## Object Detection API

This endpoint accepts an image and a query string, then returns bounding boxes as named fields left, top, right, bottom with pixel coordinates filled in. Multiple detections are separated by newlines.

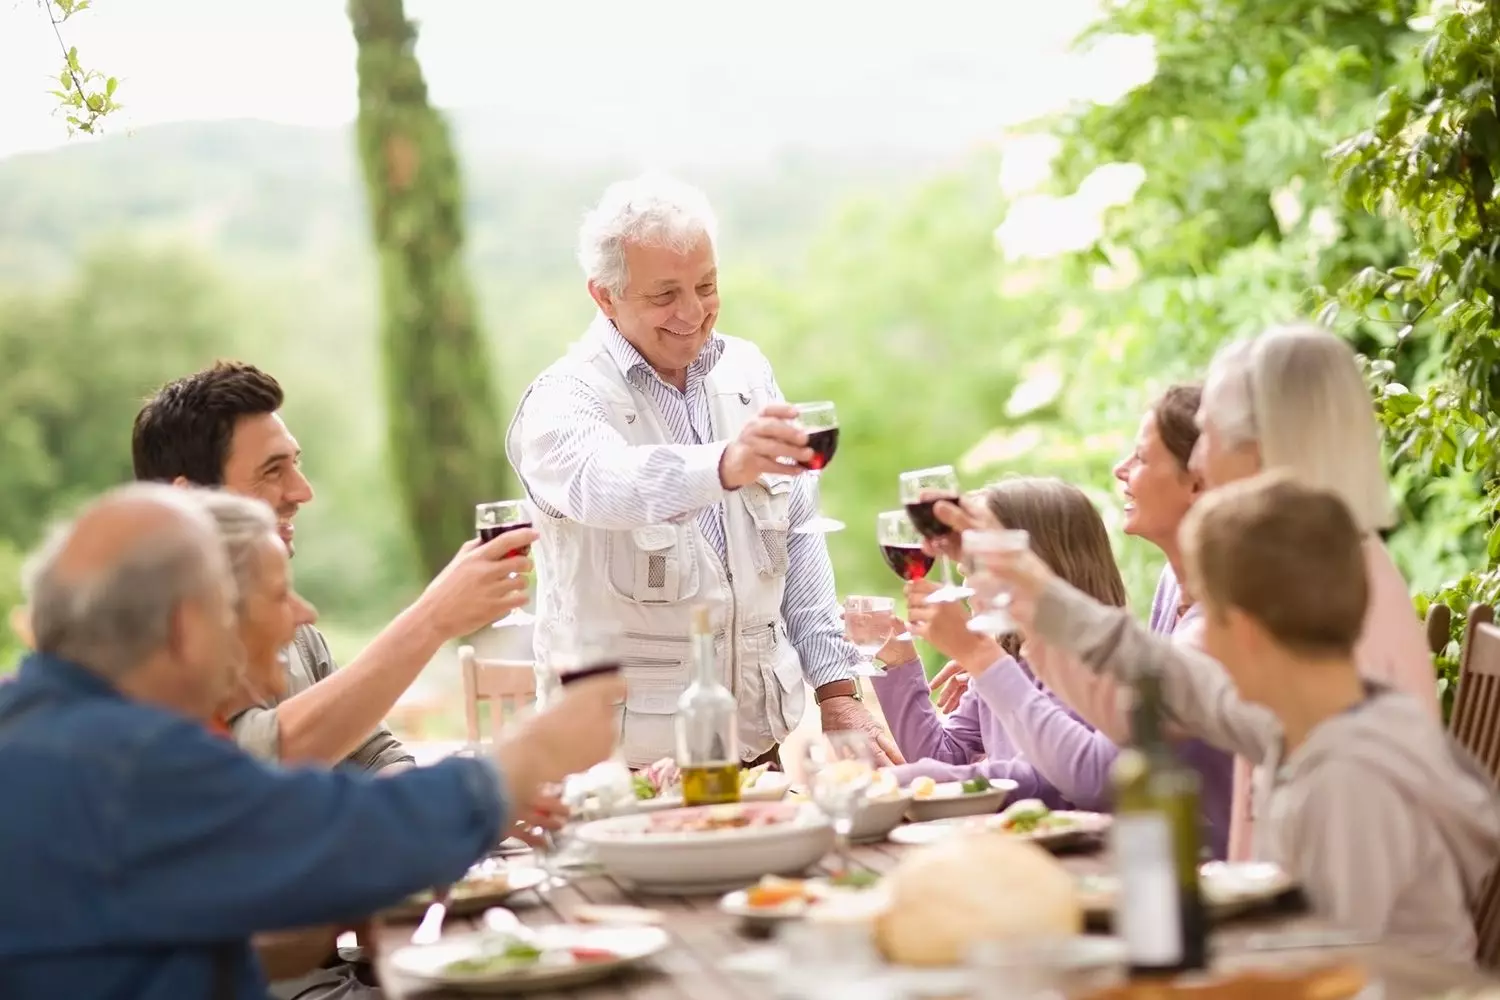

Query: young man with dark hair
left=968, top=472, right=1500, bottom=963
left=132, top=362, right=536, bottom=772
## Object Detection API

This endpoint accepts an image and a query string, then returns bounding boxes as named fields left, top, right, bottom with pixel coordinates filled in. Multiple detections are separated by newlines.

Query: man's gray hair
left=23, top=482, right=229, bottom=679
left=577, top=173, right=719, bottom=298
left=180, top=489, right=279, bottom=612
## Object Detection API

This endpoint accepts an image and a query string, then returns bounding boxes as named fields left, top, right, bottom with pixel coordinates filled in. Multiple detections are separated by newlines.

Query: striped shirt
left=515, top=321, right=856, bottom=690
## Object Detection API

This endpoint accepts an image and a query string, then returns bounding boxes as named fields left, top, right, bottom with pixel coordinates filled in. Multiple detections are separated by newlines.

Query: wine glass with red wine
left=790, top=401, right=845, bottom=534
left=878, top=509, right=930, bottom=642
left=475, top=499, right=536, bottom=629
left=897, top=466, right=973, bottom=604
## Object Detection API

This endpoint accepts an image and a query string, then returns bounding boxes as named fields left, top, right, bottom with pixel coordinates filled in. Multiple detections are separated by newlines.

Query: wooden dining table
left=369, top=833, right=1500, bottom=1000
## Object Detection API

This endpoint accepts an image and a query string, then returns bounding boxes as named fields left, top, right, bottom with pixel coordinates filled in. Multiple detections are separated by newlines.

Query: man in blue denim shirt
left=0, top=484, right=624, bottom=1000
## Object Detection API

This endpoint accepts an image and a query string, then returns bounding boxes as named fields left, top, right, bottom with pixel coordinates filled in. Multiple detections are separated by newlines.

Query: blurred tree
left=1329, top=0, right=1500, bottom=712
left=348, top=0, right=509, bottom=580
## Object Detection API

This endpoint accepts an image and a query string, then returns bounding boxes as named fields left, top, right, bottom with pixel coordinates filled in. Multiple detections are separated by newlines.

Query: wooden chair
left=458, top=645, right=537, bottom=745
left=1445, top=604, right=1500, bottom=968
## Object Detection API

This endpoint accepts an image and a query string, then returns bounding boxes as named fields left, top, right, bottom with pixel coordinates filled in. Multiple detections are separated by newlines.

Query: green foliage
left=39, top=0, right=122, bottom=135
left=348, top=0, right=509, bottom=581
left=1329, top=0, right=1500, bottom=644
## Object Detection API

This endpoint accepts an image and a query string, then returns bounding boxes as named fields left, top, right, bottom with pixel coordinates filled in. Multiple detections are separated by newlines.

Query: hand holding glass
left=475, top=499, right=535, bottom=629
left=844, top=595, right=896, bottom=677
left=897, top=466, right=972, bottom=603
left=791, top=401, right=844, bottom=534
left=963, top=530, right=1031, bottom=635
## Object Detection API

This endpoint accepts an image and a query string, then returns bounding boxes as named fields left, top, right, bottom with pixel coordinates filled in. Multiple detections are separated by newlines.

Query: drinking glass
left=800, top=731, right=875, bottom=874
left=964, top=529, right=1032, bottom=635
left=534, top=623, right=628, bottom=886
left=475, top=499, right=536, bottom=628
left=790, top=401, right=844, bottom=534
left=878, top=509, right=930, bottom=641
left=898, top=466, right=972, bottom=603
left=844, top=595, right=896, bottom=677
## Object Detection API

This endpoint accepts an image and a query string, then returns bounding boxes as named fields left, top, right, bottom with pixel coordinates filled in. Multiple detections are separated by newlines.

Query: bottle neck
left=1130, top=670, right=1169, bottom=752
left=692, top=629, right=718, bottom=686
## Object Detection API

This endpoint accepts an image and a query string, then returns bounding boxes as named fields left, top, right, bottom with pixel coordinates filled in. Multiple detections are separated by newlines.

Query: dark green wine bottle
left=1110, top=668, right=1207, bottom=976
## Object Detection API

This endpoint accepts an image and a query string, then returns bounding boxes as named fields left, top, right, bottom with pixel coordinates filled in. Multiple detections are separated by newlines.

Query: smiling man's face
left=219, top=412, right=315, bottom=554
left=592, top=235, right=719, bottom=383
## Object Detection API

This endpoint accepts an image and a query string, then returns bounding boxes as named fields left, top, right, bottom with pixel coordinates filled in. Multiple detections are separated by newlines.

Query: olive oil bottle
left=676, top=605, right=740, bottom=806
left=1111, top=668, right=1207, bottom=975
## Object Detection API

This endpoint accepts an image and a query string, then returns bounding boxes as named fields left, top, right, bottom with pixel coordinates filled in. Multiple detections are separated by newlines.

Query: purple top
left=1149, top=567, right=1234, bottom=861
left=870, top=657, right=1077, bottom=809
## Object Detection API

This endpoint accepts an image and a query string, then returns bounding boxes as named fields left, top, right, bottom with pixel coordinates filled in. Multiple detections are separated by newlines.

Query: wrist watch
left=814, top=679, right=861, bottom=704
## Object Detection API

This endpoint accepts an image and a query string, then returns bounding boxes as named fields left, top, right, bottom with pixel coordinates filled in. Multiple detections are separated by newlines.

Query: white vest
left=505, top=320, right=807, bottom=768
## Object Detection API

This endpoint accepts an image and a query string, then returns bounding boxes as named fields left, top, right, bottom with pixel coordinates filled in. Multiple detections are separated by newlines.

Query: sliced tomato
left=569, top=947, right=618, bottom=963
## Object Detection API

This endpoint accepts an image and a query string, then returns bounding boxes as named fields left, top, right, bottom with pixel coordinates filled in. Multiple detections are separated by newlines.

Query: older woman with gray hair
left=186, top=490, right=317, bottom=732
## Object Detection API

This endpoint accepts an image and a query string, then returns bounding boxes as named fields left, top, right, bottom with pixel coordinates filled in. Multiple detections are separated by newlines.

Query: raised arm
left=970, top=657, right=1119, bottom=811
left=1032, top=579, right=1277, bottom=763
left=112, top=722, right=506, bottom=942
left=514, top=374, right=730, bottom=529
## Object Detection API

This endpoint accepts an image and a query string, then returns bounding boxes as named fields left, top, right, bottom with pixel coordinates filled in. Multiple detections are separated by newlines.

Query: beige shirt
left=227, top=624, right=412, bottom=773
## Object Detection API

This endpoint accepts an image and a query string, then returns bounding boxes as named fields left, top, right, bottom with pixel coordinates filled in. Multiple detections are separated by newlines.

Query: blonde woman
left=944, top=324, right=1436, bottom=861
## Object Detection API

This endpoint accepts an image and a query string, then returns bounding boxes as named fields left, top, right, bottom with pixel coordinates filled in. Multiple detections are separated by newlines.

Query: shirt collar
left=596, top=315, right=725, bottom=390
left=14, top=650, right=122, bottom=701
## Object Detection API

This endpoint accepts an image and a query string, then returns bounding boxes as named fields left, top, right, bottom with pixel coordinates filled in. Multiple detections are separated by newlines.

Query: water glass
left=844, top=595, right=896, bottom=676
left=800, top=732, right=875, bottom=873
left=963, top=529, right=1030, bottom=635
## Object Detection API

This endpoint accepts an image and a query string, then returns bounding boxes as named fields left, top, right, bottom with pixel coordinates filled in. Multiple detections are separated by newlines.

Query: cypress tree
left=348, top=0, right=507, bottom=580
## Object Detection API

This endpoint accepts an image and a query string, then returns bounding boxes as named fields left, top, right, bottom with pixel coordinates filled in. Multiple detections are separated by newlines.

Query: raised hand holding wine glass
left=475, top=499, right=537, bottom=629
left=898, top=466, right=972, bottom=604
left=790, top=400, right=844, bottom=534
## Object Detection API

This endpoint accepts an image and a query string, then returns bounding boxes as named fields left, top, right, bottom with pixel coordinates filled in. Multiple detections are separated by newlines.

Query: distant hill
left=0, top=117, right=963, bottom=286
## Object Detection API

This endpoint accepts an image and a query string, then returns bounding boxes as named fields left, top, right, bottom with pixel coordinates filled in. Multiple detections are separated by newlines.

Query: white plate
left=904, top=780, right=1017, bottom=823
left=388, top=925, right=669, bottom=994
left=719, top=877, right=886, bottom=923
left=1077, top=862, right=1295, bottom=917
left=384, top=864, right=549, bottom=919
left=574, top=802, right=833, bottom=893
left=888, top=810, right=1112, bottom=848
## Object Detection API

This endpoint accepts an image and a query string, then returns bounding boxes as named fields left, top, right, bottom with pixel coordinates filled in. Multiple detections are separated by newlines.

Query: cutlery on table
left=409, top=887, right=451, bottom=946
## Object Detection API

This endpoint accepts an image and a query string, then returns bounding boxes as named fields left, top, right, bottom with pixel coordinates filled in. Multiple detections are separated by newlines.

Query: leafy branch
left=41, top=0, right=121, bottom=134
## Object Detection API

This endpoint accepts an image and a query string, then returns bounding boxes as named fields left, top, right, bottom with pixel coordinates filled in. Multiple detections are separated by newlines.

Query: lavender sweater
left=1148, top=568, right=1234, bottom=861
left=870, top=657, right=1079, bottom=809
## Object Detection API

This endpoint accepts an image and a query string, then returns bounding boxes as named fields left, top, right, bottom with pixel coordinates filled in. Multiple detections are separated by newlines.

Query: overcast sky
left=0, top=0, right=1152, bottom=163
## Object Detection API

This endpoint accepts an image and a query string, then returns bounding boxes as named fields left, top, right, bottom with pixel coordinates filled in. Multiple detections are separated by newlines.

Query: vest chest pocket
left=606, top=525, right=702, bottom=605
left=739, top=475, right=794, bottom=578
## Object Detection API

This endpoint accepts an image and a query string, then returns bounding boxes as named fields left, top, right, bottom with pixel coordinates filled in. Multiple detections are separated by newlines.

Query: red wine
left=559, top=661, right=622, bottom=685
left=479, top=521, right=533, bottom=557
left=799, top=427, right=840, bottom=471
left=880, top=543, right=934, bottom=582
left=905, top=497, right=959, bottom=538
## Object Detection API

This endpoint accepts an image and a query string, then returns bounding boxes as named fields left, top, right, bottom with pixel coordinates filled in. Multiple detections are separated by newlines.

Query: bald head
left=26, top=483, right=235, bottom=686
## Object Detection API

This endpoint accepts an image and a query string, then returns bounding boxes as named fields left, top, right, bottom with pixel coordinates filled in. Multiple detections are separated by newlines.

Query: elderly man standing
left=0, top=483, right=623, bottom=1000
left=507, top=173, right=900, bottom=769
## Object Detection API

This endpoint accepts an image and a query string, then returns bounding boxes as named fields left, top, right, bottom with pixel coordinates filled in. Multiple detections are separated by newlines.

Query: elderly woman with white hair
left=937, top=324, right=1436, bottom=860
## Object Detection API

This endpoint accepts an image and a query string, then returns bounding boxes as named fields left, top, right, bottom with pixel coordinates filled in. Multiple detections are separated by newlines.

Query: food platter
left=902, top=776, right=1018, bottom=823
left=573, top=801, right=834, bottom=893
left=889, top=800, right=1112, bottom=850
left=382, top=860, right=548, bottom=920
left=387, top=924, right=670, bottom=995
left=1076, top=861, right=1297, bottom=919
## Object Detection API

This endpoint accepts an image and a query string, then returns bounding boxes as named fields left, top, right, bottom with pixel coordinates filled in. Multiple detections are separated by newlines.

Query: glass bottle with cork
left=676, top=604, right=741, bottom=807
left=1110, top=667, right=1208, bottom=976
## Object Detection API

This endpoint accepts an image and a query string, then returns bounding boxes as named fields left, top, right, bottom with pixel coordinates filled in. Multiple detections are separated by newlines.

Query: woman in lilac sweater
left=869, top=477, right=1130, bottom=810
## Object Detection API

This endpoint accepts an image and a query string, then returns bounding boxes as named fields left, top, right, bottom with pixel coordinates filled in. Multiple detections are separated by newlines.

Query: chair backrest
left=1446, top=605, right=1500, bottom=969
left=458, top=644, right=537, bottom=744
